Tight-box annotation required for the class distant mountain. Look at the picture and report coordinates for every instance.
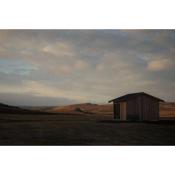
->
[0,103,46,114]
[45,103,113,115]
[0,103,22,113]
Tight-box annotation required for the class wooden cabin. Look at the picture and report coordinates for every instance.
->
[109,92,164,121]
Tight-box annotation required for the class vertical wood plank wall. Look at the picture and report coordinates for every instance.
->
[116,103,120,119]
[120,102,126,120]
[113,102,120,119]
[126,96,160,121]
[141,96,159,121]
[126,98,140,120]
[113,102,116,119]
[112,95,160,121]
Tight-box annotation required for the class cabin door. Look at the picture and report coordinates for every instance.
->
[120,102,126,120]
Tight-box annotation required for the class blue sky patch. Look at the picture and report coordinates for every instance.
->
[0,59,36,75]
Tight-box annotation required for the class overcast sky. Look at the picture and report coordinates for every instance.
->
[0,30,174,106]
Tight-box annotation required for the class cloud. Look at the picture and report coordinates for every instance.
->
[0,92,78,106]
[0,59,37,75]
[0,30,175,105]
[147,59,174,71]
[42,41,74,57]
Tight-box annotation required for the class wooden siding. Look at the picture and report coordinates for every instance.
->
[116,103,120,119]
[112,94,160,121]
[113,102,117,119]
[113,102,120,119]
[120,102,126,120]
[141,95,159,121]
[126,98,140,121]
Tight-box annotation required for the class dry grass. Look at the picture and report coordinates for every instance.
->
[46,103,113,115]
[45,102,175,119]
[0,113,175,145]
[160,102,175,118]
[0,102,175,145]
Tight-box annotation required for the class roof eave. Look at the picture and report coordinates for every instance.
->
[108,100,113,103]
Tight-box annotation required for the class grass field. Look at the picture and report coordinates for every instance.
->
[0,113,175,145]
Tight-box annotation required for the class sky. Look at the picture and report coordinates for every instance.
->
[0,30,175,106]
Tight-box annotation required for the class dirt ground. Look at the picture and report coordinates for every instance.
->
[0,113,175,145]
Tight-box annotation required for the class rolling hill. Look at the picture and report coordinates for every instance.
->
[44,102,175,118]
[0,103,47,114]
[45,103,113,115]
[1,102,175,118]
[160,102,175,118]
[0,103,23,113]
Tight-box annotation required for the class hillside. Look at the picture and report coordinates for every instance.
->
[45,102,175,118]
[1,102,175,117]
[160,102,175,117]
[0,103,22,113]
[46,103,113,115]
[0,103,47,114]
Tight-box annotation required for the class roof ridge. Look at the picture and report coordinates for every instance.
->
[109,92,164,103]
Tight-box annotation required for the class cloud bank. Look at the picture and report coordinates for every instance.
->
[0,30,174,105]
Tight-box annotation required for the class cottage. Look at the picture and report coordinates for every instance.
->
[109,92,164,121]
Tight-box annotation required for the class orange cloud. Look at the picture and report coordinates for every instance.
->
[147,59,173,71]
